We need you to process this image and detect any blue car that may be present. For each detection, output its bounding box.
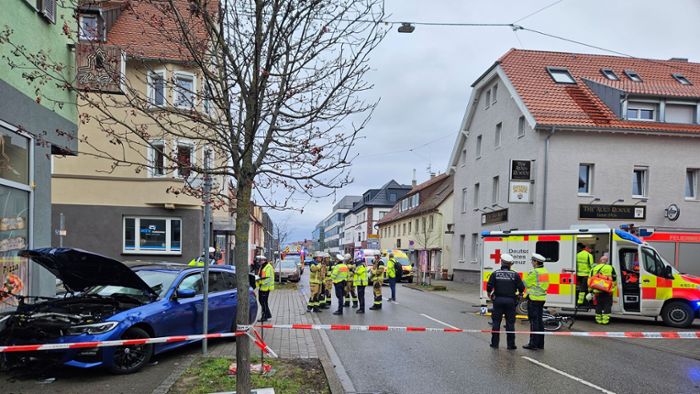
[0,248,258,374]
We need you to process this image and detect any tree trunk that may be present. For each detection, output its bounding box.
[234,178,253,394]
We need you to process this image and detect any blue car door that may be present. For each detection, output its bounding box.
[159,272,204,339]
[206,271,237,332]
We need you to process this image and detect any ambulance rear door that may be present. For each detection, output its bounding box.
[528,234,576,307]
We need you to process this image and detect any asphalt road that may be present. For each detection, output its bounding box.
[303,271,700,394]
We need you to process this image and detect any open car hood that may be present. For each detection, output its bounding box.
[20,248,158,297]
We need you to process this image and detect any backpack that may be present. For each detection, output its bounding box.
[588,265,613,293]
[392,259,403,280]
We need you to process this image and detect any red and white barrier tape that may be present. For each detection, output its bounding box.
[0,330,277,356]
[256,324,700,339]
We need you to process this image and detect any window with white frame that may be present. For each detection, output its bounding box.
[148,70,166,107]
[124,217,181,254]
[672,74,692,85]
[686,169,698,199]
[149,141,166,177]
[174,72,196,109]
[546,67,576,84]
[600,68,619,81]
[79,14,100,41]
[627,102,657,121]
[491,176,499,204]
[461,188,467,213]
[495,123,502,147]
[518,116,525,137]
[175,141,194,178]
[624,70,642,82]
[473,183,480,208]
[202,83,214,115]
[461,148,466,165]
[485,90,491,109]
[408,221,412,234]
[471,233,478,261]
[460,235,466,261]
[578,164,593,194]
[429,215,434,230]
[476,135,482,158]
[632,167,648,198]
[491,84,498,105]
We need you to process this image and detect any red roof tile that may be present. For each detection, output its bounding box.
[105,0,215,62]
[498,49,700,134]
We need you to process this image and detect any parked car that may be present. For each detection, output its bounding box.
[0,248,258,374]
[274,259,301,282]
[304,257,314,266]
[283,253,303,274]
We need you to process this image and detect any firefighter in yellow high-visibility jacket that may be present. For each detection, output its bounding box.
[322,256,333,309]
[307,252,324,312]
[369,259,385,310]
[256,256,275,323]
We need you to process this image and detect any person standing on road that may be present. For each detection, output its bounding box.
[590,255,616,325]
[487,254,525,350]
[576,243,594,306]
[307,252,324,313]
[524,253,550,350]
[387,253,399,301]
[343,254,358,308]
[353,258,368,313]
[256,256,275,322]
[331,254,349,315]
[369,259,385,310]
[320,257,332,309]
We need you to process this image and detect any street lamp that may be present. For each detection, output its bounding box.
[492,203,505,210]
[610,199,625,205]
[634,198,648,206]
[398,22,415,33]
[473,208,486,213]
[589,197,601,204]
[483,206,494,212]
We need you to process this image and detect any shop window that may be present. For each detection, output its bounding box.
[0,127,30,185]
[535,241,559,262]
[123,217,182,254]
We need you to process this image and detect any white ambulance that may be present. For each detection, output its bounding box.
[480,227,700,328]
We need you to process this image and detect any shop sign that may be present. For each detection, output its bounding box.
[508,181,532,203]
[481,208,508,225]
[510,160,533,180]
[579,204,646,220]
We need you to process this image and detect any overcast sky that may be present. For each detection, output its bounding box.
[268,0,700,242]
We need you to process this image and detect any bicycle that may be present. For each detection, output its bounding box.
[543,309,575,331]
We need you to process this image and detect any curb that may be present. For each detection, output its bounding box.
[151,354,197,394]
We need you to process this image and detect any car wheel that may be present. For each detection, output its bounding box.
[661,301,694,328]
[108,326,154,374]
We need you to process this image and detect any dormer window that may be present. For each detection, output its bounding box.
[627,102,656,121]
[624,70,642,82]
[79,14,100,41]
[672,74,692,85]
[600,68,619,81]
[546,67,575,84]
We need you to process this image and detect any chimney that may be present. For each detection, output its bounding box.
[669,57,689,62]
[412,169,417,188]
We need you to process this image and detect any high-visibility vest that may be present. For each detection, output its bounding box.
[257,263,275,291]
[309,263,322,284]
[371,265,385,283]
[387,258,397,278]
[525,267,550,301]
[331,263,349,283]
[353,265,368,286]
[576,250,593,277]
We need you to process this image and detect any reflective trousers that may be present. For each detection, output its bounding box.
[594,292,612,324]
[577,275,589,305]
[308,283,321,311]
[344,281,357,306]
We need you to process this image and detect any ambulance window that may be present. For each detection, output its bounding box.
[641,248,666,277]
[535,241,559,262]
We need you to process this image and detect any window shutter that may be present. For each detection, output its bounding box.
[23,0,39,11]
[41,0,57,24]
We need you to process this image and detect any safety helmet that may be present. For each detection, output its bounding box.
[500,253,514,265]
[255,255,268,260]
[208,246,216,253]
[335,254,344,262]
[343,253,352,261]
[531,253,546,264]
[314,251,324,258]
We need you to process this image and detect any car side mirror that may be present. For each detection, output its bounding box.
[176,289,197,299]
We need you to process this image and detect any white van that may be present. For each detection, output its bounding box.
[480,227,700,328]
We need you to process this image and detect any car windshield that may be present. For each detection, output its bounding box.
[85,270,178,300]
[284,255,301,263]
[277,260,297,269]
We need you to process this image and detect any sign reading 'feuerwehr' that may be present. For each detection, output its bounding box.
[579,204,646,220]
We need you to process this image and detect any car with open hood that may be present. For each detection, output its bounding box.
[0,248,258,374]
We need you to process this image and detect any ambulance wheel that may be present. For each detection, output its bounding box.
[661,301,694,328]
[516,300,528,316]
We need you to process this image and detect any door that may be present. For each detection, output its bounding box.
[639,246,673,315]
[531,235,575,306]
[206,270,237,332]
[616,245,640,312]
[157,272,204,344]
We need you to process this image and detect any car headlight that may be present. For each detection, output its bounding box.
[65,321,119,336]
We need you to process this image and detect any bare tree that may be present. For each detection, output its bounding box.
[1,0,385,391]
[414,216,440,285]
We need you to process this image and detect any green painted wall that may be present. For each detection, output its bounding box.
[0,0,77,124]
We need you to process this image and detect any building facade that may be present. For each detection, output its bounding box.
[323,195,360,254]
[311,220,325,252]
[52,1,222,264]
[343,180,411,252]
[378,174,454,277]
[449,49,700,282]
[0,1,78,306]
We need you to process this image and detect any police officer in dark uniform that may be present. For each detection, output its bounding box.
[487,253,525,350]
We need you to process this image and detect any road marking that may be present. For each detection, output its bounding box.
[521,356,616,394]
[420,313,460,330]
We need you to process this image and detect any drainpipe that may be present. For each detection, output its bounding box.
[541,127,556,229]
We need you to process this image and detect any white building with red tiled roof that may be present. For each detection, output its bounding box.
[448,49,700,282]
